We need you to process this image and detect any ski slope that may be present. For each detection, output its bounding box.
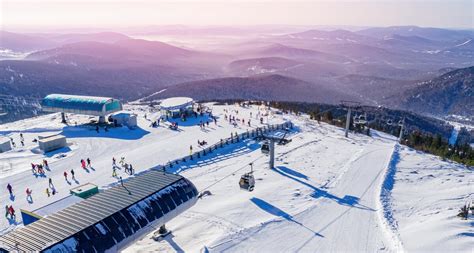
[388,146,473,252]
[0,102,472,252]
[124,116,403,252]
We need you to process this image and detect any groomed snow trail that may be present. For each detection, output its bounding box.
[211,141,397,252]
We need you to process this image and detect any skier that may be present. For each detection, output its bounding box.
[5,205,8,219]
[43,159,49,170]
[189,145,193,155]
[86,158,91,168]
[20,133,24,142]
[26,188,32,202]
[112,167,117,177]
[6,183,12,196]
[81,159,86,169]
[124,163,129,174]
[64,171,68,181]
[48,178,53,188]
[31,163,37,174]
[37,164,44,175]
[45,188,50,197]
[129,164,134,175]
[248,119,251,127]
[70,169,75,180]
[112,157,116,167]
[8,205,15,219]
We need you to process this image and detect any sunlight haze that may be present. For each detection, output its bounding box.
[1,0,473,29]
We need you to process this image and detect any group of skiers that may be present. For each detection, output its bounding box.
[8,133,25,149]
[4,154,139,222]
[5,184,16,221]
[31,159,49,175]
[225,114,252,128]
[5,205,15,220]
[80,158,92,170]
[112,157,134,177]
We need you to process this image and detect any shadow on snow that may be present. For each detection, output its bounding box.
[272,166,375,211]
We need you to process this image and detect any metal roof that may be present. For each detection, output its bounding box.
[41,94,119,112]
[0,170,183,252]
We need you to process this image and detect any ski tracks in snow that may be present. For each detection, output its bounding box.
[377,143,405,252]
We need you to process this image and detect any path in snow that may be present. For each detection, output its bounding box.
[123,118,401,252]
[211,140,397,252]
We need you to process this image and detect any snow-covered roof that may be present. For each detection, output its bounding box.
[111,112,137,119]
[0,170,194,252]
[0,136,10,144]
[41,94,122,116]
[160,97,194,111]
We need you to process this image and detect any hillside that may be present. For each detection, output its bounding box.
[400,66,474,117]
[146,74,348,103]
[0,102,471,252]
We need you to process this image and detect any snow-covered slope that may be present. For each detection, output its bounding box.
[0,102,472,252]
[388,146,473,252]
[123,118,404,252]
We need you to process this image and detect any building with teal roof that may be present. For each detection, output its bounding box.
[41,94,122,123]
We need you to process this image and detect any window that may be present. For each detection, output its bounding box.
[170,190,182,206]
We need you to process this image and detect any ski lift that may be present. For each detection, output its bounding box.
[358,114,367,124]
[239,163,255,191]
[261,141,270,154]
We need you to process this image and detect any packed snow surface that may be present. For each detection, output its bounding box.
[0,103,472,252]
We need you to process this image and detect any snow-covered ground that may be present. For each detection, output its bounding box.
[0,102,472,252]
[123,118,404,252]
[0,103,281,235]
[388,146,473,252]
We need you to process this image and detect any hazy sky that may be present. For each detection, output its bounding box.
[1,0,473,29]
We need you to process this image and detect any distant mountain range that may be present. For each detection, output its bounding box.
[0,26,473,122]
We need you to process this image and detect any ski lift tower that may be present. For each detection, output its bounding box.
[398,118,405,142]
[340,100,361,138]
[262,133,281,169]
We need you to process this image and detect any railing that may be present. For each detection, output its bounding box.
[160,121,294,171]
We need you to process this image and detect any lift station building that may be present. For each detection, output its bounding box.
[41,94,123,123]
[0,170,198,252]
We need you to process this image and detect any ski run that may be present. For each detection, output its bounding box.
[0,102,472,252]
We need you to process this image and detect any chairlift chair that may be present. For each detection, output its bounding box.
[358,114,367,124]
[261,141,270,154]
[239,163,255,191]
